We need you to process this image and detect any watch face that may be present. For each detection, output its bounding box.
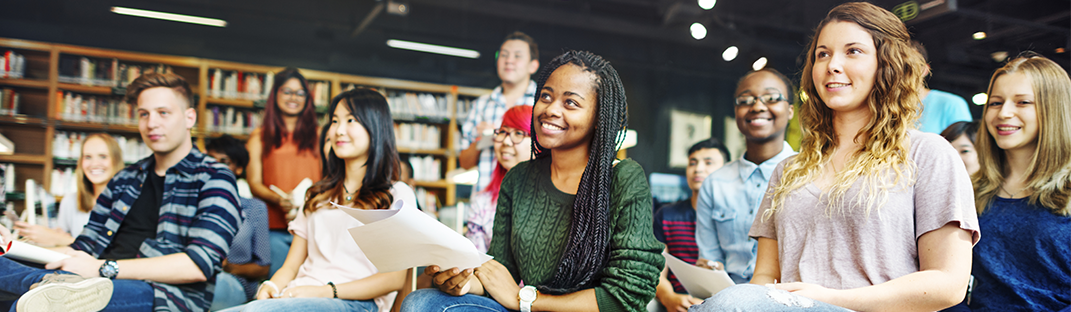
[519,286,537,301]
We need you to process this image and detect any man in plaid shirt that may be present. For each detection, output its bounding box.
[0,73,240,312]
[459,31,539,193]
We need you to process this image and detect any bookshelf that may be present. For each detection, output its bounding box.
[0,37,489,214]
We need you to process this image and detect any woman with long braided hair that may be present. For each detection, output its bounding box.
[402,50,663,311]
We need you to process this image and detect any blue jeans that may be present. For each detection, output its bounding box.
[689,284,852,312]
[400,288,511,312]
[0,257,154,312]
[211,272,249,310]
[268,230,293,277]
[217,297,377,312]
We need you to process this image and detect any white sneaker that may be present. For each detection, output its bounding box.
[16,273,113,312]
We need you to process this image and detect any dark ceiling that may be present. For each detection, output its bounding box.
[1,0,1067,173]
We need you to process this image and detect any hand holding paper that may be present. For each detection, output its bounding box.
[334,200,492,273]
[0,240,71,264]
[663,251,735,299]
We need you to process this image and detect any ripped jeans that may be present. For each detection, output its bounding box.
[689,284,853,312]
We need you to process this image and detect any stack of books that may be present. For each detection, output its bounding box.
[0,88,20,116]
[52,131,149,164]
[408,155,442,182]
[202,106,261,135]
[0,51,26,79]
[395,122,442,150]
[55,92,135,125]
[208,69,270,101]
[58,55,173,87]
[387,91,449,121]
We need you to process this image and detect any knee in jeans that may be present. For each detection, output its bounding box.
[692,284,819,311]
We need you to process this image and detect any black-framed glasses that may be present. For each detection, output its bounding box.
[735,93,786,106]
[493,129,528,144]
[280,89,307,98]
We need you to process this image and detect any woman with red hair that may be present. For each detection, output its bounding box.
[465,105,533,252]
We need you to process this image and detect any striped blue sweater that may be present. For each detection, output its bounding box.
[71,148,241,312]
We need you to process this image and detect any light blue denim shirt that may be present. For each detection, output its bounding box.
[696,141,795,284]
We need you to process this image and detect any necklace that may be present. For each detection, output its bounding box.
[999,184,1025,198]
[342,184,358,201]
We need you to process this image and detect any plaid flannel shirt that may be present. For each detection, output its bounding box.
[460,80,537,192]
[71,148,241,312]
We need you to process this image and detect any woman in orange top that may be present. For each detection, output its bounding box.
[247,67,322,276]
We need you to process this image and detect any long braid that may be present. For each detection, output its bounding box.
[531,51,628,294]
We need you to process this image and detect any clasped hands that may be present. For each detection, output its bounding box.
[426,259,521,310]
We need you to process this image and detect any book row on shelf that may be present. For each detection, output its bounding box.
[395,122,442,151]
[56,91,135,125]
[407,155,442,182]
[386,91,451,121]
[53,131,152,164]
[413,186,440,217]
[208,69,332,107]
[0,88,21,117]
[203,106,261,136]
[0,50,26,79]
[58,55,173,87]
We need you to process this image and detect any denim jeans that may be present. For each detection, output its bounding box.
[217,297,377,312]
[399,288,511,312]
[0,257,154,312]
[211,272,248,311]
[688,284,852,312]
[268,230,293,277]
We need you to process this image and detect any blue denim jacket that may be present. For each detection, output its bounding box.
[695,142,795,284]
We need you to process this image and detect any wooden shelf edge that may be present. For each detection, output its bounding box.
[57,83,115,95]
[0,38,53,52]
[205,97,256,108]
[414,180,450,188]
[397,147,447,155]
[0,115,46,126]
[0,78,50,89]
[54,120,140,133]
[0,154,47,165]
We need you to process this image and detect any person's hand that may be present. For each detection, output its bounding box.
[256,281,281,300]
[474,260,520,310]
[279,285,331,298]
[695,257,724,271]
[425,265,473,296]
[774,282,839,304]
[14,222,72,247]
[45,250,105,278]
[658,292,704,312]
[0,223,11,245]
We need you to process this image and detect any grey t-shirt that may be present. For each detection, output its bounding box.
[750,131,980,289]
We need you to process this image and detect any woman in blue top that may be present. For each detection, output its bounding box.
[970,52,1071,311]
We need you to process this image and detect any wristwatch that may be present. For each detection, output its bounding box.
[99,260,119,280]
[519,285,538,312]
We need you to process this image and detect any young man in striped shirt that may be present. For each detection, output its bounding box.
[653,139,729,312]
[1,72,241,312]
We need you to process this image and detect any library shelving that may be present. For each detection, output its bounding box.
[0,37,489,215]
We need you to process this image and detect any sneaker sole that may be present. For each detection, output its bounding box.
[16,278,114,312]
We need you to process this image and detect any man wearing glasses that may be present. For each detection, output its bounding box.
[694,69,797,286]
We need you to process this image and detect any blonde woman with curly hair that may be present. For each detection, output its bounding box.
[968,53,1070,311]
[691,2,979,311]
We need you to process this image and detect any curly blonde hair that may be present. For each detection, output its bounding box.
[766,2,927,219]
[974,53,1071,215]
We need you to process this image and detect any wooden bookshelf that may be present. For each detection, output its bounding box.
[0,36,491,209]
[205,97,255,108]
[0,78,50,89]
[0,154,47,165]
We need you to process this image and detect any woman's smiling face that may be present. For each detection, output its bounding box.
[533,63,598,152]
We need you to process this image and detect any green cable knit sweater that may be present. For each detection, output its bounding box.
[490,157,665,312]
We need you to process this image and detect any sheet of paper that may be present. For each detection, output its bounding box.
[663,251,735,299]
[1,240,70,264]
[335,200,492,273]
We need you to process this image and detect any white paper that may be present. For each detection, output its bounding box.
[334,200,492,273]
[1,240,71,264]
[290,178,314,208]
[663,251,735,299]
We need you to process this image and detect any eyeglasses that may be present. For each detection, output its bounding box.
[734,93,786,106]
[280,89,307,98]
[493,129,529,144]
